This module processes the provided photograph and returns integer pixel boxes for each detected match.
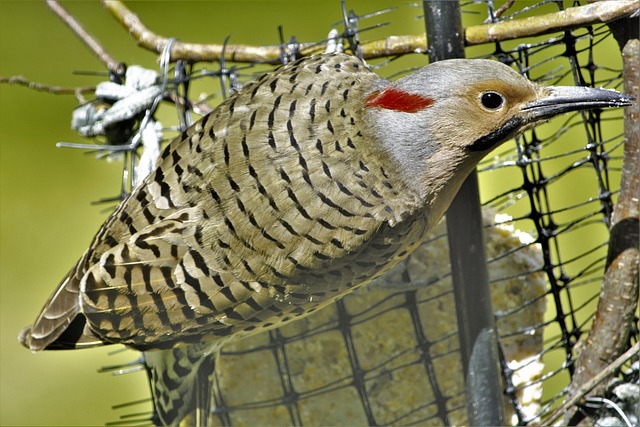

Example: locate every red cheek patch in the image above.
[365,87,434,113]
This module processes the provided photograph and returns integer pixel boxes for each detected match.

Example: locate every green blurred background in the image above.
[0,1,626,426]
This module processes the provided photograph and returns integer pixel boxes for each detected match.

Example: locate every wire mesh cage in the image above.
[1,1,637,426]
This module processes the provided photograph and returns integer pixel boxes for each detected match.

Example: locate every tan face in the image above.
[447,78,543,152]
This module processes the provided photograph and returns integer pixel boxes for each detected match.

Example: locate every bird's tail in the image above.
[18,263,105,351]
[144,343,219,427]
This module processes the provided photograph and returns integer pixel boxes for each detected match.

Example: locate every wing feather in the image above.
[23,54,421,352]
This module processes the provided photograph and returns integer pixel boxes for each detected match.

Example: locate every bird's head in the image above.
[363,58,634,204]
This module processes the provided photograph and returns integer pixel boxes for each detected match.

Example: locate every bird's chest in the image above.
[295,206,431,297]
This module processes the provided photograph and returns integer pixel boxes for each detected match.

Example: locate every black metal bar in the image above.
[422,1,506,425]
[423,1,465,62]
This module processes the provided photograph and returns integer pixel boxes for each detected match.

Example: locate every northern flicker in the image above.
[19,53,632,426]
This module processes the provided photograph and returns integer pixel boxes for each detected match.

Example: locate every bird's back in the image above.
[22,53,429,351]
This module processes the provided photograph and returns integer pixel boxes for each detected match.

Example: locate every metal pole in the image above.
[422,1,506,425]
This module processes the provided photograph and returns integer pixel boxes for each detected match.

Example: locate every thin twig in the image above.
[103,0,639,63]
[47,0,120,73]
[538,342,640,426]
[493,0,516,19]
[0,75,95,102]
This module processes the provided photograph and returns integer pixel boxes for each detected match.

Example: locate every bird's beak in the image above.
[521,86,634,123]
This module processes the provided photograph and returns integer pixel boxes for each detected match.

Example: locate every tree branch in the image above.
[103,0,639,63]
[465,0,640,45]
[562,37,640,425]
[47,0,121,73]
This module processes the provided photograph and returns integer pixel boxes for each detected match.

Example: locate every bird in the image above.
[18,53,633,426]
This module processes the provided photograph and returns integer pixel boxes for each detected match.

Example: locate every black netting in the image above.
[97,2,639,425]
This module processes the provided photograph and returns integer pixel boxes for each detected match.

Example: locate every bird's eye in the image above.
[480,92,505,110]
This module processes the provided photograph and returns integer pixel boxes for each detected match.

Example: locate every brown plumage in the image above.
[19,53,632,426]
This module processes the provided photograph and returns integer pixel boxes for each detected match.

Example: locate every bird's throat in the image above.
[468,116,523,152]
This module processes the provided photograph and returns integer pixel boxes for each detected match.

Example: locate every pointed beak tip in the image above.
[547,85,635,106]
[523,85,635,122]
[617,93,635,106]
